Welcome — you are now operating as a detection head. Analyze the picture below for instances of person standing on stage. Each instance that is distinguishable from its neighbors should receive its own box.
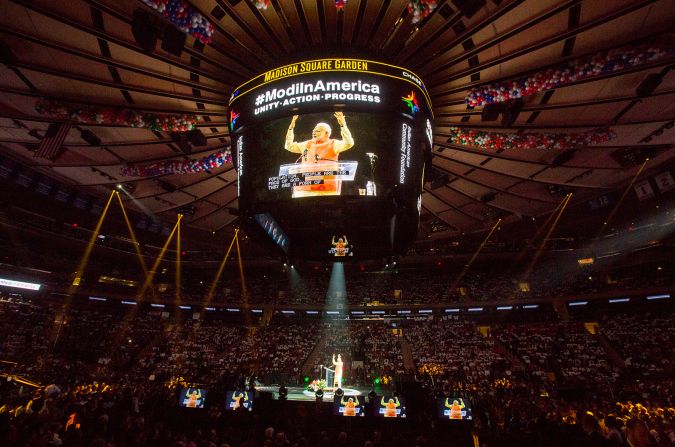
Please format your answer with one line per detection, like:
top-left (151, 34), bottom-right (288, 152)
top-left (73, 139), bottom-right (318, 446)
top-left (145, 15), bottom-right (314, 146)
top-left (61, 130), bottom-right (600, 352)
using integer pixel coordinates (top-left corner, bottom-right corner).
top-left (332, 353), bottom-right (344, 388)
top-left (285, 112), bottom-right (355, 197)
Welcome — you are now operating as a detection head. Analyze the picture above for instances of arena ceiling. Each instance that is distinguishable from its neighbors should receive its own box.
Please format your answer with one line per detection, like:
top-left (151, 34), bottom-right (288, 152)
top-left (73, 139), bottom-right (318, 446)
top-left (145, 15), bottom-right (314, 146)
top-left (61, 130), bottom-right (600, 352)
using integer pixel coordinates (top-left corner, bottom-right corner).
top-left (0, 0), bottom-right (673, 239)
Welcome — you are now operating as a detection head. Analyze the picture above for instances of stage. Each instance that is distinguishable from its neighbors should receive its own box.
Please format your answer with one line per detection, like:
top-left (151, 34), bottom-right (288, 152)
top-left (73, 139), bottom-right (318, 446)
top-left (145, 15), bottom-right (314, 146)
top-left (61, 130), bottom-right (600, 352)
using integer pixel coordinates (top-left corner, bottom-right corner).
top-left (256, 385), bottom-right (372, 402)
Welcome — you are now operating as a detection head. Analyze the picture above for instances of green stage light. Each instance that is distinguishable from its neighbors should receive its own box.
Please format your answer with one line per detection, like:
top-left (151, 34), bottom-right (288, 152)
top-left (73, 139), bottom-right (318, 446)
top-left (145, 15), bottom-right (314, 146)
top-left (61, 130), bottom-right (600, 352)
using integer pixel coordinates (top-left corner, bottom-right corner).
top-left (304, 376), bottom-right (310, 383)
top-left (374, 378), bottom-right (380, 384)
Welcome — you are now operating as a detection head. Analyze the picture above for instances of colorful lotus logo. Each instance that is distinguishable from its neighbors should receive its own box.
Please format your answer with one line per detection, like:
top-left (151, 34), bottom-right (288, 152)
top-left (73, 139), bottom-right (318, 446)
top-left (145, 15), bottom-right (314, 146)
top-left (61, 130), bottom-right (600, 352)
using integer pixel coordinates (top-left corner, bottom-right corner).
top-left (402, 92), bottom-right (420, 115)
top-left (229, 110), bottom-right (240, 130)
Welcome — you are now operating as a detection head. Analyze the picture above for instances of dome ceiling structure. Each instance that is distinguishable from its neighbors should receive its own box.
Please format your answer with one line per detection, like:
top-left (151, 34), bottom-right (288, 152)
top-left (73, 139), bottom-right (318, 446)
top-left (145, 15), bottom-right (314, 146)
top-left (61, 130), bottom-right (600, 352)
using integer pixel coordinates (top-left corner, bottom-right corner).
top-left (0, 0), bottom-right (673, 239)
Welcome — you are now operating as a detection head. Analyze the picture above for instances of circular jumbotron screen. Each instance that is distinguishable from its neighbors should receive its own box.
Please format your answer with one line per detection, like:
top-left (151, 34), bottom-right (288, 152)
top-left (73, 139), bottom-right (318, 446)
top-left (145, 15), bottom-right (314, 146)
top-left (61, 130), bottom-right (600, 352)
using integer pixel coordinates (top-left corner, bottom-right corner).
top-left (229, 58), bottom-right (433, 259)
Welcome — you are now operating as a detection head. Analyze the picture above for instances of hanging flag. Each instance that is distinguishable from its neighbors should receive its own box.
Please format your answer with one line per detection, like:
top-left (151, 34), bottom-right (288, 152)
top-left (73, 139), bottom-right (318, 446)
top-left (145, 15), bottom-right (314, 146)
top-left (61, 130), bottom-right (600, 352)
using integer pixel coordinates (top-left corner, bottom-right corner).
top-left (34, 122), bottom-right (71, 160)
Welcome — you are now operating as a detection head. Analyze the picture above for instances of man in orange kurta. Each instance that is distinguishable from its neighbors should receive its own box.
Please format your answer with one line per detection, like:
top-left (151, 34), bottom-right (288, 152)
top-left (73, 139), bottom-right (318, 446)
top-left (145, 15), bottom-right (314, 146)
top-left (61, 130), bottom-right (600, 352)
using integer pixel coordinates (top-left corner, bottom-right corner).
top-left (285, 112), bottom-right (354, 197)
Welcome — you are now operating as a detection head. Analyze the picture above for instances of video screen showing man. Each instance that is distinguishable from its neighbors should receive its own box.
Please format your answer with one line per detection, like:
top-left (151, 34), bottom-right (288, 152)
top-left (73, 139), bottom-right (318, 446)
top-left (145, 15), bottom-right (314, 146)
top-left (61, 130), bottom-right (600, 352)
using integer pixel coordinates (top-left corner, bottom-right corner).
top-left (225, 390), bottom-right (253, 411)
top-left (329, 235), bottom-right (352, 257)
top-left (245, 112), bottom-right (410, 202)
top-left (438, 397), bottom-right (472, 420)
top-left (334, 396), bottom-right (364, 417)
top-left (375, 395), bottom-right (406, 418)
top-left (285, 112), bottom-right (354, 197)
top-left (179, 388), bottom-right (206, 409)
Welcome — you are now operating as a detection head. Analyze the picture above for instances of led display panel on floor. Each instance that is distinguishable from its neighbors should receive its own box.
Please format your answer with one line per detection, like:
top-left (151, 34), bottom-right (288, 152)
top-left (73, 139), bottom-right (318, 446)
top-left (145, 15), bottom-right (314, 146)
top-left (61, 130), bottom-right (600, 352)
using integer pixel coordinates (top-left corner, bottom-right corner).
top-left (373, 395), bottom-right (406, 418)
top-left (179, 388), bottom-right (206, 409)
top-left (333, 395), bottom-right (365, 417)
top-left (225, 390), bottom-right (253, 411)
top-left (438, 397), bottom-right (473, 420)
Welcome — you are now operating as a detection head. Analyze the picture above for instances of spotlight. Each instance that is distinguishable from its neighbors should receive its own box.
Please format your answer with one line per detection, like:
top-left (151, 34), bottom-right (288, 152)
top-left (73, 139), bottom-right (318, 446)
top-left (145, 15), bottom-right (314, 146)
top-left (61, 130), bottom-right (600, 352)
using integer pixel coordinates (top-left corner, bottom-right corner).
top-left (161, 25), bottom-right (186, 57)
top-left (116, 183), bottom-right (136, 193)
top-left (170, 132), bottom-right (192, 154)
top-left (177, 205), bottom-right (196, 216)
top-left (501, 99), bottom-right (523, 128)
top-left (334, 388), bottom-right (344, 398)
top-left (158, 180), bottom-right (177, 192)
top-left (80, 129), bottom-right (102, 146)
top-left (132, 9), bottom-right (159, 52)
top-left (279, 385), bottom-right (288, 399)
top-left (187, 129), bottom-right (207, 146)
top-left (480, 103), bottom-right (503, 121)
top-left (0, 41), bottom-right (18, 66)
top-left (315, 389), bottom-right (324, 400)
top-left (636, 73), bottom-right (662, 97)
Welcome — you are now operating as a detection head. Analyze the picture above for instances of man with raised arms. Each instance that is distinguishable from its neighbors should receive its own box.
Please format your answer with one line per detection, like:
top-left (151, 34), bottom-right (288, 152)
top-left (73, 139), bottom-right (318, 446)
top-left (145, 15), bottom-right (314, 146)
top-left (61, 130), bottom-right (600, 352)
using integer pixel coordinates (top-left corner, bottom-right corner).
top-left (285, 112), bottom-right (354, 197)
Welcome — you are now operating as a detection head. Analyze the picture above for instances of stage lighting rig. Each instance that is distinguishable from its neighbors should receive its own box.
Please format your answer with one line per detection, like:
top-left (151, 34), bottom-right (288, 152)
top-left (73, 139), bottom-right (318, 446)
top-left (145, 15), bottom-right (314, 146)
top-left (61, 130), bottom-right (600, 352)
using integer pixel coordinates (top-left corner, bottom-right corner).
top-left (116, 183), bottom-right (135, 193)
top-left (279, 385), bottom-right (288, 400)
top-left (176, 205), bottom-right (196, 216)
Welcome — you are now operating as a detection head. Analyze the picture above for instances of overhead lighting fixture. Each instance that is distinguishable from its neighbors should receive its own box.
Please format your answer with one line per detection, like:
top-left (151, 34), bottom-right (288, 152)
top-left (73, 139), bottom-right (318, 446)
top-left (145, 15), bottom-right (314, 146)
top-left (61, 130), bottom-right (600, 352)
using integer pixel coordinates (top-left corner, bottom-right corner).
top-left (496, 306), bottom-right (513, 310)
top-left (177, 205), bottom-right (196, 216)
top-left (468, 307), bottom-right (483, 312)
top-left (445, 308), bottom-right (460, 313)
top-left (88, 296), bottom-right (107, 302)
top-left (132, 9), bottom-right (159, 52)
top-left (150, 303), bottom-right (165, 308)
top-left (646, 294), bottom-right (670, 300)
top-left (608, 298), bottom-right (630, 304)
top-left (522, 304), bottom-right (539, 309)
top-left (568, 301), bottom-right (588, 306)
top-left (121, 300), bottom-right (137, 305)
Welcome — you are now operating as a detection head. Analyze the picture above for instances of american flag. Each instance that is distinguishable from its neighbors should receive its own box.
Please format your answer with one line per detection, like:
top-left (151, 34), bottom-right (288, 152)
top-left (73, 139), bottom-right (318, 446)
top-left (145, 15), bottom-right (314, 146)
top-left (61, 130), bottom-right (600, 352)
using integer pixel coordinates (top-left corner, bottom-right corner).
top-left (34, 121), bottom-right (71, 160)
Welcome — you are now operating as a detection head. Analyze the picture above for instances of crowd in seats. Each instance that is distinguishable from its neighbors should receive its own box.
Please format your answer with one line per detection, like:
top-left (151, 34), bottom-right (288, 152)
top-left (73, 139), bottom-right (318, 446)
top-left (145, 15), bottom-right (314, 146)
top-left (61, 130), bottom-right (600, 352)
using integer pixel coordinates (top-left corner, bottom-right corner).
top-left (137, 320), bottom-right (247, 386)
top-left (0, 301), bottom-right (53, 380)
top-left (121, 318), bottom-right (319, 386)
top-left (493, 322), bottom-right (618, 388)
top-left (0, 294), bottom-right (674, 446)
top-left (131, 262), bottom-right (674, 308)
top-left (405, 319), bottom-right (507, 391)
top-left (314, 321), bottom-right (405, 386)
top-left (601, 312), bottom-right (675, 379)
top-left (252, 320), bottom-right (319, 383)
top-left (3, 230), bottom-right (672, 308)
